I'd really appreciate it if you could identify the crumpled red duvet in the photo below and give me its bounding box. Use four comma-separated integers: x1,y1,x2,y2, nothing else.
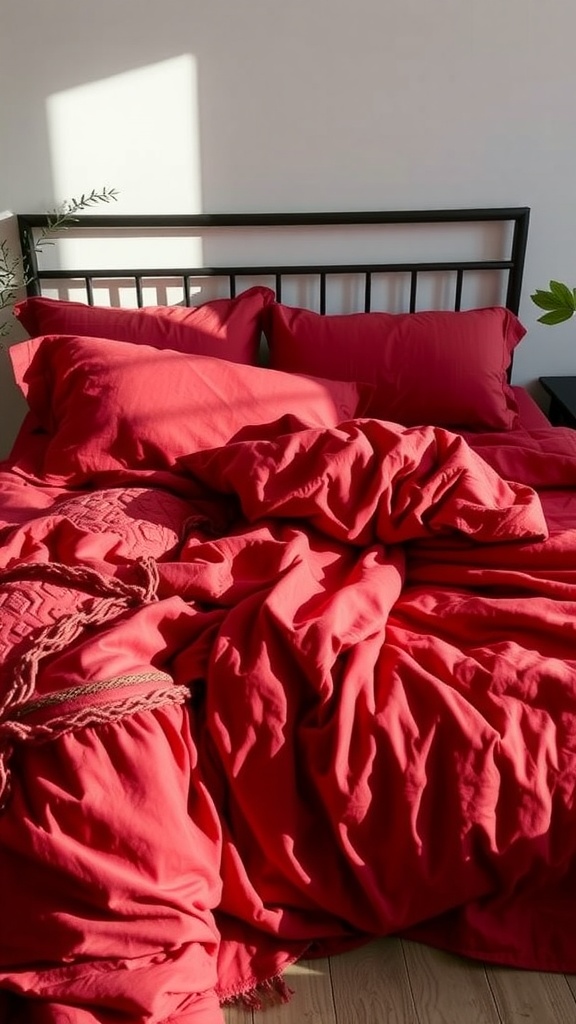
1,417,576,1023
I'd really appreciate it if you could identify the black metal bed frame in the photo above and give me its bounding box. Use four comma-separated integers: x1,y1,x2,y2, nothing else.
17,207,530,316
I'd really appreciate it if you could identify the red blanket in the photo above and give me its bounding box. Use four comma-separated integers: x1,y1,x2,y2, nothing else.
1,419,576,1023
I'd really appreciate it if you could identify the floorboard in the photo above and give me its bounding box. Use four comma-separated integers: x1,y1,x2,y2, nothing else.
260,956,336,1024
329,938,418,1023
565,973,576,1002
223,940,576,1024
401,940,502,1024
223,1004,254,1024
486,964,576,1024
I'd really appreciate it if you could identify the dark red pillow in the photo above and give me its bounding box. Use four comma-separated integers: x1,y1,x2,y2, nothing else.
14,286,275,365
265,303,526,430
9,334,372,482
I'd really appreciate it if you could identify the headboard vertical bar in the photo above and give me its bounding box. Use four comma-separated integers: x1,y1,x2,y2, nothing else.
229,275,237,298
320,273,326,315
506,208,530,314
135,276,143,307
183,276,191,306
275,274,282,301
364,272,372,312
409,271,418,313
18,221,41,296
454,270,464,311
85,277,94,305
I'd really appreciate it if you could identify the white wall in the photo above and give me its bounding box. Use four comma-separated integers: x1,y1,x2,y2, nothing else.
2,0,576,453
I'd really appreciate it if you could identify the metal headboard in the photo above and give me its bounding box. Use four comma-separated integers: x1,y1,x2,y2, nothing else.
17,207,530,316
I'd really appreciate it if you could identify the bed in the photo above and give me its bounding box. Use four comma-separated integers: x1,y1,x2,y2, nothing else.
2,207,576,1024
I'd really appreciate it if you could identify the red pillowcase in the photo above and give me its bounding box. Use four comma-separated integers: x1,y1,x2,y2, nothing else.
14,286,275,365
264,304,526,431
9,334,371,482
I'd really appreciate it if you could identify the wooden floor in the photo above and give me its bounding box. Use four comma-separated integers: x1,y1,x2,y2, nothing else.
224,937,576,1023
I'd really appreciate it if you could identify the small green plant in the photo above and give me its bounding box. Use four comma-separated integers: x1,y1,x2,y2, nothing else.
0,186,119,337
531,280,576,326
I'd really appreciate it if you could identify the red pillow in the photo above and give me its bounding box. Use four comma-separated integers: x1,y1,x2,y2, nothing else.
9,334,371,482
14,286,275,364
264,304,526,430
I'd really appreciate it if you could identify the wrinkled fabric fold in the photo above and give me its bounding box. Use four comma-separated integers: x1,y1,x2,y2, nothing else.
0,418,575,1021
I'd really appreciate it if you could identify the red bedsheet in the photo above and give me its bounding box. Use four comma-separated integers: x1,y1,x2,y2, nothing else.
1,416,576,1022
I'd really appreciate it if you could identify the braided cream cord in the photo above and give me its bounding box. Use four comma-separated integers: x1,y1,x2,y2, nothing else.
0,556,187,811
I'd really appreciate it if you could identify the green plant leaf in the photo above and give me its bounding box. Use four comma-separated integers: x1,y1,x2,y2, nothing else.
531,289,563,311
537,308,575,325
0,186,118,336
548,280,576,308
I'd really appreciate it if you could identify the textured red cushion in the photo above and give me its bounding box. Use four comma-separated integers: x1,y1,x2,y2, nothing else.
9,334,371,481
265,304,526,430
14,286,275,364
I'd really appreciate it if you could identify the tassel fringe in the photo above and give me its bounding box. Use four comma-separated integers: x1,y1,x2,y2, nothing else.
223,974,294,1011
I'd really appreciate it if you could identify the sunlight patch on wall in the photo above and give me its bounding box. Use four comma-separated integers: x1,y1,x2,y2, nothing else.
45,55,203,297
47,55,201,213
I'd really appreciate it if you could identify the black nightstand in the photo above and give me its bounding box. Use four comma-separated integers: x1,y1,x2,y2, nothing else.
539,376,576,427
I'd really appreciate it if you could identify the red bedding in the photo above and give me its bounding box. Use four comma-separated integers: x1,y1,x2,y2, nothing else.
1,413,576,1022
